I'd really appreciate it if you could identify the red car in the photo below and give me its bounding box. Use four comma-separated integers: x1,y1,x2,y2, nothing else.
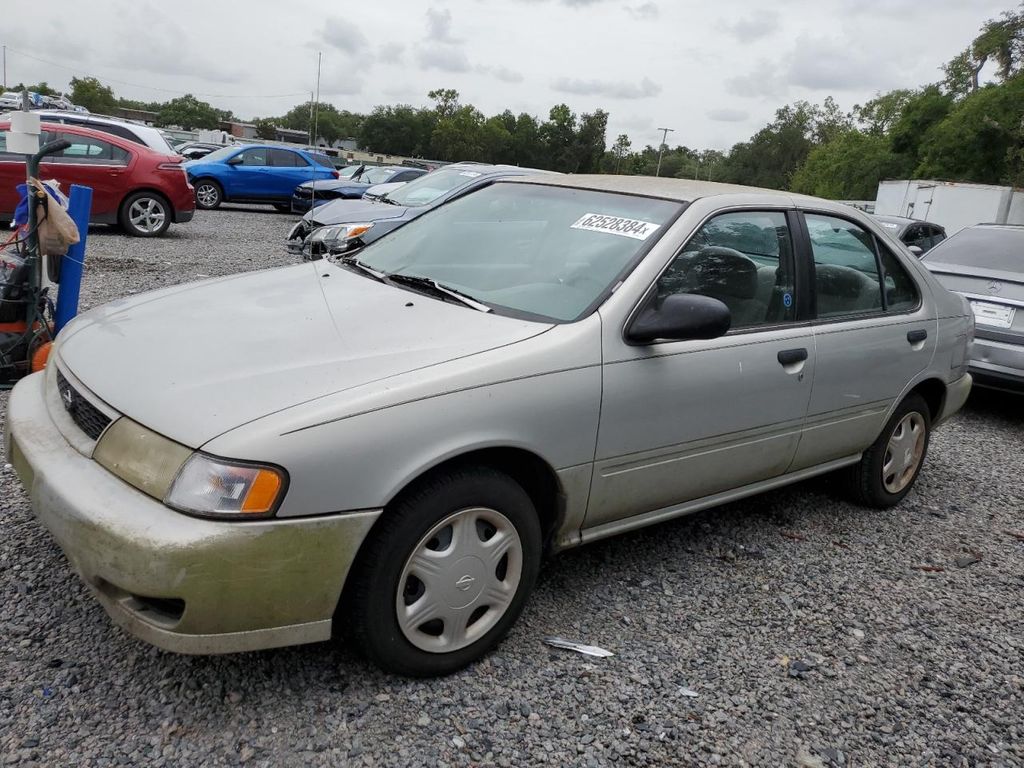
0,121,195,237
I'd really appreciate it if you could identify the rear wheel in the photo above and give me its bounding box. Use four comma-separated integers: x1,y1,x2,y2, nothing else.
119,192,171,237
194,179,222,210
846,393,931,508
346,466,542,677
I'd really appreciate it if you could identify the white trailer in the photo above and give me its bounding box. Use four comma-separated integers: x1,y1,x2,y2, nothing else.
875,180,1024,235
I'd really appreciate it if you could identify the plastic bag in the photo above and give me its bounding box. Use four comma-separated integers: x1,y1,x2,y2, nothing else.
26,178,80,257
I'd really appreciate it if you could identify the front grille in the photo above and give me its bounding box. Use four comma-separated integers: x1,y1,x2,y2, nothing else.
56,369,112,441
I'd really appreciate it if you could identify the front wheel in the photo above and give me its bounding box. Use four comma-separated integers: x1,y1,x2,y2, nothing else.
119,192,171,237
846,393,931,508
346,466,542,677
194,179,222,210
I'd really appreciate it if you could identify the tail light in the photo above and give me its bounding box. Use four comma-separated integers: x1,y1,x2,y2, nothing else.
158,162,183,171
331,169,339,179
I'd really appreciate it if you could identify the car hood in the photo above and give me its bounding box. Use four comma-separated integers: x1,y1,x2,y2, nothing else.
297,179,370,193
306,197,409,226
57,263,550,448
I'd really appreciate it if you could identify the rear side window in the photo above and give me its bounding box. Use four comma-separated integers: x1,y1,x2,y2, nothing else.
269,149,308,167
41,132,130,165
806,214,883,318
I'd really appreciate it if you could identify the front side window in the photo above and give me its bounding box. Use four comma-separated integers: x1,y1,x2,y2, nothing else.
354,182,683,322
657,210,796,329
236,148,268,166
806,213,883,318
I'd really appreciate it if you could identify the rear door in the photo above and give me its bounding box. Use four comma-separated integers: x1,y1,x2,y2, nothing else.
0,131,22,218
38,130,133,219
268,149,315,199
792,211,936,470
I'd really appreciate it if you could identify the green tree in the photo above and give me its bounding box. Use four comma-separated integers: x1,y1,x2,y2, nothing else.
253,118,278,140
791,130,903,199
156,94,220,131
13,81,58,96
889,86,953,170
610,134,632,173
69,77,117,114
916,73,1024,185
430,105,485,161
854,89,915,135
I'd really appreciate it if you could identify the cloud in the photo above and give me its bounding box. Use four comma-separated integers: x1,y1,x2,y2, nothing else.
551,76,661,99
725,60,786,100
319,17,370,55
786,34,896,90
478,65,525,83
707,108,750,122
377,42,405,64
719,10,779,42
625,2,658,19
426,8,461,43
417,47,472,73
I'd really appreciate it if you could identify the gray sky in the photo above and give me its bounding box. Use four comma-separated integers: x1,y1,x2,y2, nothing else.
2,0,1011,150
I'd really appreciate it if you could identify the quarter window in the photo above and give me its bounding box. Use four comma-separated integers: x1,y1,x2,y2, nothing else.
806,214,883,318
657,210,796,329
878,246,919,312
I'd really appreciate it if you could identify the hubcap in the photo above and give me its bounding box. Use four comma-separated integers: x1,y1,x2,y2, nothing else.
196,184,218,207
396,507,522,653
128,198,166,233
882,412,926,493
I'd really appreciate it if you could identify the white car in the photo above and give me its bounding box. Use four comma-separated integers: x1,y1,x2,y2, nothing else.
2,110,175,155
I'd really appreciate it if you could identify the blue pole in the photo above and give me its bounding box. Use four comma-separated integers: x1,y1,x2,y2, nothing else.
54,184,92,334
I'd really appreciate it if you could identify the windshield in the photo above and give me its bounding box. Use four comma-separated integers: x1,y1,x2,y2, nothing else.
923,226,1024,272
384,168,483,207
196,146,237,163
352,182,683,322
362,167,397,184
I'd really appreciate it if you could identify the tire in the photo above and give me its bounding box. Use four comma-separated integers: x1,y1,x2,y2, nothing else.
119,191,171,237
346,466,542,677
193,179,222,210
846,393,931,508
273,203,291,213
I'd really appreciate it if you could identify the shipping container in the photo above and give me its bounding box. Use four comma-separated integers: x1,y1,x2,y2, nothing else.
875,180,1024,235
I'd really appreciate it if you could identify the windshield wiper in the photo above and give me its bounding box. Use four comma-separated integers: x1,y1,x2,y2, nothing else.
338,254,387,282
386,274,492,312
377,196,400,205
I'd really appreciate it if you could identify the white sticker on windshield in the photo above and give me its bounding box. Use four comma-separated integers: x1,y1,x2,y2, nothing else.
458,171,482,177
571,213,661,241
880,222,899,229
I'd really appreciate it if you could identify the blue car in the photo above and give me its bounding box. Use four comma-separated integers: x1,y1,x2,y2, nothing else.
290,166,427,213
183,145,338,211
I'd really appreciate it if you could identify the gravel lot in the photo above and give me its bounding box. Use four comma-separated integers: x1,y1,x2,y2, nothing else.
2,207,1022,767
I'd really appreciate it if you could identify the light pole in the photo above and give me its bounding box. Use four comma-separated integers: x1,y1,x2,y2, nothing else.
655,127,674,177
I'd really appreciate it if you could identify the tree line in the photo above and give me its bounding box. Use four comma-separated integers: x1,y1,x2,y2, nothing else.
14,3,1023,194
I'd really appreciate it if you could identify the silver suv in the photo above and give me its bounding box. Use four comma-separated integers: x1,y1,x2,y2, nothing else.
6,175,973,676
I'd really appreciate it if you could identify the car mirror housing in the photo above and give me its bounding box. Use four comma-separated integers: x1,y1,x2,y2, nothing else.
627,293,732,344
907,245,924,257
226,155,243,166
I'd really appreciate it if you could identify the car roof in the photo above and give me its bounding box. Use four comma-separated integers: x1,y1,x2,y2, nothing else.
0,119,142,151
507,173,862,208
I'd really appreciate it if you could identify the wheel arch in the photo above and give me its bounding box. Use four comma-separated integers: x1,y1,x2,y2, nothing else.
119,186,172,214
907,377,946,423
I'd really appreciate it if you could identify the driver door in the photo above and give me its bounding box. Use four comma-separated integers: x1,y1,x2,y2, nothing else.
587,209,815,529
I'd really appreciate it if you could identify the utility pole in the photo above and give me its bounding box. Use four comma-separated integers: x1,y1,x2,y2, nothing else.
311,51,322,147
3,46,6,90
655,127,674,177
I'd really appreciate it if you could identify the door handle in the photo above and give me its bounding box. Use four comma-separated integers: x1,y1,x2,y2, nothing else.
777,348,808,366
907,329,927,344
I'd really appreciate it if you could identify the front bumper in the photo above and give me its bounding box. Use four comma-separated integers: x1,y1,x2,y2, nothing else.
5,372,381,654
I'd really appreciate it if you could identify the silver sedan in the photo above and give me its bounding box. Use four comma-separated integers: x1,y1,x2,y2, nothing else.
5,175,973,676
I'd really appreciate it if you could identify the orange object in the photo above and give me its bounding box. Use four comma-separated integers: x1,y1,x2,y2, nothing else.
31,341,53,372
241,469,284,514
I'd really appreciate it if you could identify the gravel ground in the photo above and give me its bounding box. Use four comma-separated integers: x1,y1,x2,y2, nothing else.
2,207,1022,767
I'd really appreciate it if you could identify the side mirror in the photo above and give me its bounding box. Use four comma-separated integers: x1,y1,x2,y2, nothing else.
627,293,731,344
226,155,243,166
908,245,924,257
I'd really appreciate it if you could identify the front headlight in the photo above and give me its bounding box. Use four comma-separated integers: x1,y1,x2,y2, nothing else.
307,222,374,251
165,453,288,519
